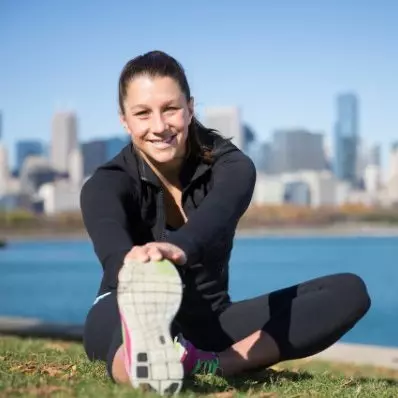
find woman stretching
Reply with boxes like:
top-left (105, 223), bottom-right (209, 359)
top-left (81, 50), bottom-right (371, 395)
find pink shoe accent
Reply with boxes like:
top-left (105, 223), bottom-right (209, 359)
top-left (176, 334), bottom-right (219, 375)
top-left (120, 313), bottom-right (132, 376)
top-left (180, 339), bottom-right (196, 374)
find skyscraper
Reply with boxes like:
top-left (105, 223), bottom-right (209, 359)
top-left (387, 142), bottom-right (398, 202)
top-left (388, 142), bottom-right (398, 180)
top-left (82, 139), bottom-right (107, 177)
top-left (333, 93), bottom-right (359, 184)
top-left (16, 140), bottom-right (44, 173)
top-left (271, 129), bottom-right (326, 174)
top-left (50, 112), bottom-right (78, 173)
top-left (68, 147), bottom-right (84, 187)
top-left (368, 144), bottom-right (381, 167)
top-left (0, 143), bottom-right (9, 196)
top-left (203, 107), bottom-right (244, 150)
top-left (252, 142), bottom-right (273, 173)
top-left (0, 111), bottom-right (9, 196)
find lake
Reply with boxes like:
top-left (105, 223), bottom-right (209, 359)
top-left (1, 236), bottom-right (397, 347)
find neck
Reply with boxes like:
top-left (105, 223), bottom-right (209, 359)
top-left (139, 151), bottom-right (184, 187)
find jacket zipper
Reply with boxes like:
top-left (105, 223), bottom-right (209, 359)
top-left (159, 187), bottom-right (166, 242)
top-left (160, 186), bottom-right (187, 279)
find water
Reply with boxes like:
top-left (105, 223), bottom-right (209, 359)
top-left (1, 237), bottom-right (397, 347)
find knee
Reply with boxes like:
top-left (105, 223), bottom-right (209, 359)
top-left (335, 273), bottom-right (371, 317)
top-left (110, 345), bottom-right (129, 384)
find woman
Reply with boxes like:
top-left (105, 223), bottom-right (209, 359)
top-left (81, 51), bottom-right (371, 395)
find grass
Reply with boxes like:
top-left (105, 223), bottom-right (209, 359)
top-left (1, 335), bottom-right (398, 397)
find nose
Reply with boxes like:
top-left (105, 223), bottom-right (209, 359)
top-left (150, 112), bottom-right (167, 134)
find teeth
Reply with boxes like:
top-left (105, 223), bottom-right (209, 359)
top-left (151, 136), bottom-right (174, 143)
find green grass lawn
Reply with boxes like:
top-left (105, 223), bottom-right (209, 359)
top-left (1, 335), bottom-right (397, 397)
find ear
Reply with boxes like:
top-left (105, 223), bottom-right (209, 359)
top-left (188, 97), bottom-right (194, 123)
top-left (119, 112), bottom-right (131, 134)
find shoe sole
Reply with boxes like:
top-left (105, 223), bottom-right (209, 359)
top-left (117, 259), bottom-right (184, 395)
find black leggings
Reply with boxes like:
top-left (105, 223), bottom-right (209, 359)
top-left (83, 273), bottom-right (370, 376)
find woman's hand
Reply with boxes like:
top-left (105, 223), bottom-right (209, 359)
top-left (124, 242), bottom-right (187, 265)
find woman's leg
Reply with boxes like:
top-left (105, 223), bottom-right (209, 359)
top-left (211, 273), bottom-right (371, 375)
top-left (83, 290), bottom-right (126, 380)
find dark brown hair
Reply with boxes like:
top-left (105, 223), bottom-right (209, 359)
top-left (118, 50), bottom-right (215, 163)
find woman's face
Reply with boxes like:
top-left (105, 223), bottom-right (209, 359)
top-left (120, 75), bottom-right (194, 168)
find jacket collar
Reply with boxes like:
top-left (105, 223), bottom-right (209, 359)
top-left (127, 143), bottom-right (211, 189)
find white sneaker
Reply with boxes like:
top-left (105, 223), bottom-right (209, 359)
top-left (117, 259), bottom-right (184, 395)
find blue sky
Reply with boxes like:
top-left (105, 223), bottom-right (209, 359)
top-left (1, 0), bottom-right (397, 168)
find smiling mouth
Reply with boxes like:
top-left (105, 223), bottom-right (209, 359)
top-left (148, 135), bottom-right (177, 146)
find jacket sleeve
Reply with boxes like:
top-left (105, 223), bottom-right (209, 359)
top-left (80, 171), bottom-right (135, 284)
top-left (166, 148), bottom-right (256, 266)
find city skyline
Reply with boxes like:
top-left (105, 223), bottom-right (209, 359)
top-left (1, 1), bottom-right (397, 168)
top-left (0, 93), bottom-right (391, 174)
top-left (0, 105), bottom-right (395, 212)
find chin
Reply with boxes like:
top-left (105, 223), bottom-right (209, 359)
top-left (147, 149), bottom-right (179, 165)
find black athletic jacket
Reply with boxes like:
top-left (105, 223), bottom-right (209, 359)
top-left (80, 131), bottom-right (256, 318)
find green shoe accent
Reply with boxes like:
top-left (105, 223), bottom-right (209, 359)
top-left (155, 259), bottom-right (175, 275)
top-left (191, 357), bottom-right (220, 375)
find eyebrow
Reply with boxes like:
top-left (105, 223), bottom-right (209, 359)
top-left (129, 100), bottom-right (179, 111)
top-left (130, 104), bottom-right (149, 111)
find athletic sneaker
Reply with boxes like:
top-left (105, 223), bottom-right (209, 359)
top-left (117, 258), bottom-right (184, 395)
top-left (174, 334), bottom-right (220, 376)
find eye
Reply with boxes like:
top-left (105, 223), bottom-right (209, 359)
top-left (164, 106), bottom-right (178, 112)
top-left (134, 110), bottom-right (149, 117)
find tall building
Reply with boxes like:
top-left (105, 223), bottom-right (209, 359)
top-left (369, 144), bottom-right (381, 167)
top-left (82, 139), bottom-right (107, 177)
top-left (271, 129), bottom-right (326, 174)
top-left (388, 142), bottom-right (398, 180)
top-left (203, 107), bottom-right (244, 150)
top-left (19, 156), bottom-right (55, 195)
top-left (68, 147), bottom-right (84, 187)
top-left (355, 138), bottom-right (368, 188)
top-left (333, 93), bottom-right (359, 185)
top-left (0, 143), bottom-right (9, 196)
top-left (16, 140), bottom-right (44, 173)
top-left (387, 142), bottom-right (398, 202)
top-left (50, 112), bottom-right (78, 173)
top-left (363, 143), bottom-right (382, 194)
top-left (0, 112), bottom-right (9, 196)
top-left (323, 135), bottom-right (333, 171)
top-left (252, 142), bottom-right (273, 173)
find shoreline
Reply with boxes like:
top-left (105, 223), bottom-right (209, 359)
top-left (310, 341), bottom-right (398, 370)
top-left (3, 223), bottom-right (398, 242)
top-left (237, 223), bottom-right (398, 238)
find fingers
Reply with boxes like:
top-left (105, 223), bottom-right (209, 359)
top-left (146, 245), bottom-right (163, 261)
top-left (167, 247), bottom-right (187, 266)
top-left (151, 243), bottom-right (187, 265)
top-left (124, 246), bottom-right (150, 263)
top-left (124, 245), bottom-right (164, 263)
top-left (124, 243), bottom-right (187, 265)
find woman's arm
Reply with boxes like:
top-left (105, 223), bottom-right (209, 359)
top-left (166, 147), bottom-right (256, 266)
top-left (81, 169), bottom-right (188, 279)
top-left (80, 170), bottom-right (135, 280)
